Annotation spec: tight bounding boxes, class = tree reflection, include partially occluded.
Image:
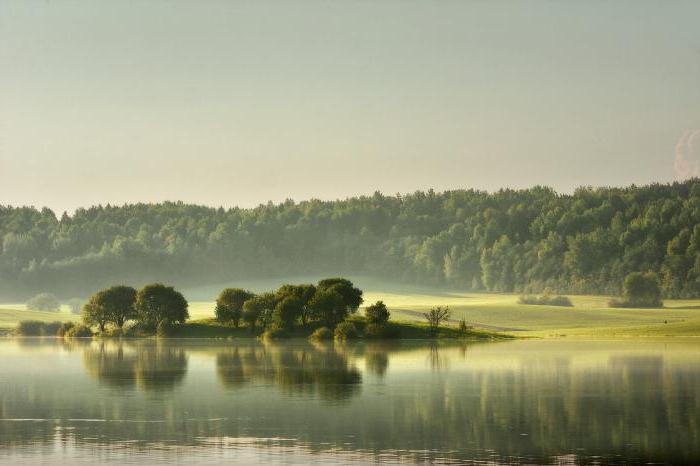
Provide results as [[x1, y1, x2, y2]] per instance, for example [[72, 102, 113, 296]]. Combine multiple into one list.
[[82, 341, 187, 392], [215, 341, 361, 401]]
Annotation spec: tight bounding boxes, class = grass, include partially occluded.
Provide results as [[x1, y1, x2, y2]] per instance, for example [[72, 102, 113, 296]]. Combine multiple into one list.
[[0, 304, 79, 334]]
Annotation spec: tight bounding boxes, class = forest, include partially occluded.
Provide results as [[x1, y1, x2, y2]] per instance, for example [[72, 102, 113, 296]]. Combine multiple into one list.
[[1, 178, 699, 300]]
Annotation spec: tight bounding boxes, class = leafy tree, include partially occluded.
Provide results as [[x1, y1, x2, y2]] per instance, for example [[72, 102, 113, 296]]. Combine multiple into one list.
[[26, 293, 60, 312], [318, 278, 363, 309], [309, 288, 346, 327], [215, 288, 254, 327], [242, 297, 264, 330], [423, 306, 450, 332], [135, 283, 188, 326], [96, 285, 137, 329], [365, 301, 390, 325], [276, 284, 316, 326], [622, 272, 663, 307], [82, 298, 109, 332], [273, 296, 303, 330]]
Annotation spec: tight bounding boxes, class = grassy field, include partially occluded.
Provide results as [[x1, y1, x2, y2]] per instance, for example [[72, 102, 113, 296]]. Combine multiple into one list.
[[2, 279, 699, 337]]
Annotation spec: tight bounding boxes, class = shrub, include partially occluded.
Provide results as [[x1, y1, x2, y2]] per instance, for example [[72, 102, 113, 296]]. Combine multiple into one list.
[[17, 320, 46, 336], [458, 318, 471, 335], [65, 324, 93, 338], [423, 306, 450, 331], [156, 320, 173, 337], [57, 322, 75, 337], [518, 294, 573, 307], [262, 327, 288, 340], [44, 321, 64, 336], [365, 301, 390, 325], [26, 293, 60, 312], [364, 323, 400, 339], [309, 326, 333, 341], [334, 321, 359, 340]]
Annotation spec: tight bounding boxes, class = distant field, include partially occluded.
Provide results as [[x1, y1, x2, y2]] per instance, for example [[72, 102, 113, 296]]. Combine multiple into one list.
[[2, 280, 700, 337]]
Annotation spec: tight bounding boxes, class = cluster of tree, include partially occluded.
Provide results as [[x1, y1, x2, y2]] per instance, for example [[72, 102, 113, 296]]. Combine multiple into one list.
[[215, 277, 363, 332], [82, 283, 188, 333], [2, 179, 700, 299], [26, 293, 60, 311], [518, 294, 573, 307]]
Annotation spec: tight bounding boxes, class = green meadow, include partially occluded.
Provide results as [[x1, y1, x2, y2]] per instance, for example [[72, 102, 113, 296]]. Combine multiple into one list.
[[2, 280, 699, 337]]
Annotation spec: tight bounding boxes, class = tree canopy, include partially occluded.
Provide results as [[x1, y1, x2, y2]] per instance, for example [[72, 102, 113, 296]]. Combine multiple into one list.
[[2, 179, 700, 299], [135, 283, 189, 325]]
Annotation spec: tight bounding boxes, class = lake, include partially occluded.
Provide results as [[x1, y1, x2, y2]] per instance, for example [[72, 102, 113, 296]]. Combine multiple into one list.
[[0, 338, 698, 464]]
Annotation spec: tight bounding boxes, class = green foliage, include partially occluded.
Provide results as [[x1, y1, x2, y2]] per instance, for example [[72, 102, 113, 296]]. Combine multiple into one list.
[[365, 300, 390, 325], [86, 286, 137, 329], [57, 321, 75, 337], [458, 318, 470, 335], [518, 294, 573, 307], [309, 288, 346, 327], [334, 321, 359, 340], [273, 296, 303, 330], [65, 324, 93, 338], [156, 320, 173, 337], [82, 299, 109, 332], [309, 326, 333, 341], [609, 272, 663, 308], [276, 284, 316, 326], [317, 278, 364, 313], [17, 320, 46, 336], [215, 288, 254, 326], [135, 283, 189, 325], [26, 293, 59, 312], [423, 306, 451, 331], [4, 180, 700, 301], [242, 297, 265, 330]]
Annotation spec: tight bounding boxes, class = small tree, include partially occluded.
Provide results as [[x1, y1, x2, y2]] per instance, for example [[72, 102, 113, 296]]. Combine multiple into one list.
[[276, 284, 316, 326], [622, 272, 663, 307], [273, 296, 303, 330], [100, 286, 137, 329], [135, 283, 189, 326], [317, 278, 363, 315], [82, 299, 109, 332], [309, 288, 346, 327], [423, 306, 450, 332], [215, 288, 254, 327], [365, 301, 390, 325], [26, 293, 60, 312], [242, 297, 264, 330]]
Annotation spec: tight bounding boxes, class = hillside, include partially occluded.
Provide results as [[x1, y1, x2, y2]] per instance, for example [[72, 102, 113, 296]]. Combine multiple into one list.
[[1, 179, 700, 299]]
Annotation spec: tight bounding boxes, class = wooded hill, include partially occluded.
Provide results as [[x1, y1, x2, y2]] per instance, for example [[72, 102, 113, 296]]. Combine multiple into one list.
[[1, 178, 699, 299]]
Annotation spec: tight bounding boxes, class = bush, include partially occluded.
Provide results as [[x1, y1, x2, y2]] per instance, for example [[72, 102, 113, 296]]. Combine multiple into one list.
[[65, 324, 93, 338], [44, 321, 63, 336], [17, 320, 46, 336], [309, 326, 333, 341], [57, 322, 75, 337], [26, 293, 60, 312], [364, 323, 400, 339], [365, 301, 390, 325], [156, 320, 173, 337], [334, 321, 359, 340], [458, 318, 472, 335], [518, 295, 573, 307], [262, 327, 288, 340]]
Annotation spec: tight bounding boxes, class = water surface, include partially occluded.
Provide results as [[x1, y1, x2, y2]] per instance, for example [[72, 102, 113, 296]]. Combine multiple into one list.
[[0, 338, 698, 464]]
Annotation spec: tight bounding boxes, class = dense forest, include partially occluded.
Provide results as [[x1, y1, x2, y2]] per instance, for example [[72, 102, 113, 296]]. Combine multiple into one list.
[[1, 179, 699, 300]]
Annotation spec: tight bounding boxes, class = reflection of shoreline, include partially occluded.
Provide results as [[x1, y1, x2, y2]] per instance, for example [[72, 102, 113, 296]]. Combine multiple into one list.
[[1, 340, 699, 465]]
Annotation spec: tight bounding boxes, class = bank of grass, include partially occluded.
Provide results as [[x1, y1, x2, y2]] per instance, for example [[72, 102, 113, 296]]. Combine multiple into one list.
[[167, 316, 509, 340]]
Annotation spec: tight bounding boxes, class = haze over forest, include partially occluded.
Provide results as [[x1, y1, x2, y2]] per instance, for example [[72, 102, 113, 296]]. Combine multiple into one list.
[[1, 179, 699, 300]]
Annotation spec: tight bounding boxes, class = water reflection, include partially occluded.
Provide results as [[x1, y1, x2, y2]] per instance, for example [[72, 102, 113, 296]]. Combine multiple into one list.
[[215, 341, 361, 401], [83, 341, 188, 391], [0, 339, 698, 464]]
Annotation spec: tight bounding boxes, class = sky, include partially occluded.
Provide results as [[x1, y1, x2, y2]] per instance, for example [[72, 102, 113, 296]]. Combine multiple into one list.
[[1, 0, 699, 214]]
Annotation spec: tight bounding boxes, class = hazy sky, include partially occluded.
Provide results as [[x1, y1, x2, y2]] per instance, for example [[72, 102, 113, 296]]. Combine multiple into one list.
[[2, 0, 699, 213]]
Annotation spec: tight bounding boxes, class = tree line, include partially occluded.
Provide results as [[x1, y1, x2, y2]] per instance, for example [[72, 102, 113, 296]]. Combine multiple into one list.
[[2, 179, 700, 299]]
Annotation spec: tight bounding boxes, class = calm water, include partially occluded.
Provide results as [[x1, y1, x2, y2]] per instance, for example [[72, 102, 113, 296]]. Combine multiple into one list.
[[0, 338, 699, 465]]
